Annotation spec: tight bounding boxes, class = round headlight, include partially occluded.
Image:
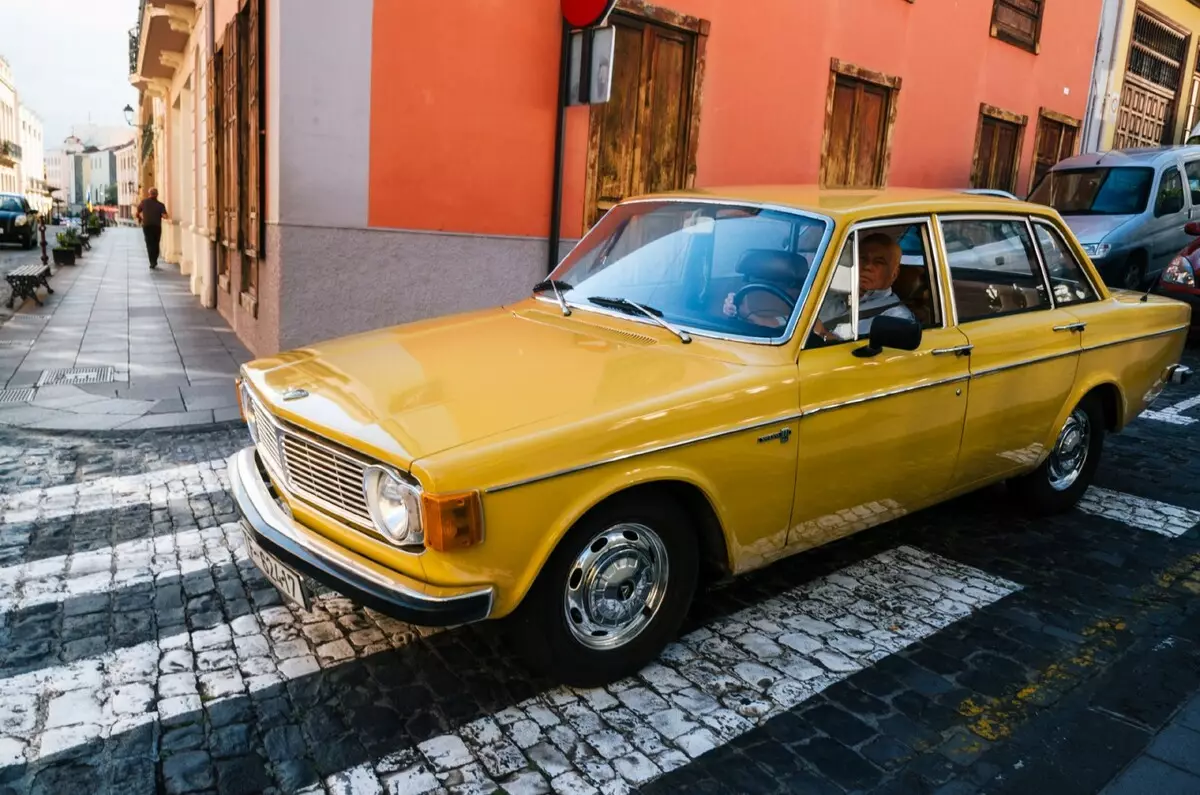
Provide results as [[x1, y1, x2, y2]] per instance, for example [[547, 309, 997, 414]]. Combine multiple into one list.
[[14, 216, 27, 227], [363, 466, 423, 546], [240, 382, 259, 444]]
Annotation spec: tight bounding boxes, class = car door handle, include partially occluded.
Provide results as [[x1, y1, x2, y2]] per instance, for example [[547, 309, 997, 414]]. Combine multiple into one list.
[[1053, 322, 1087, 332], [932, 345, 973, 357]]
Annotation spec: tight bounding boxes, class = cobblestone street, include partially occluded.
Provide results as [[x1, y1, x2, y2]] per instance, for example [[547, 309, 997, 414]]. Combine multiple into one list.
[[0, 350, 1198, 794]]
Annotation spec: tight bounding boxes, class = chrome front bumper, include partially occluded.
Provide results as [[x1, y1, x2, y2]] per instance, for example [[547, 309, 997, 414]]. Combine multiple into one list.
[[227, 447, 493, 626], [1168, 364, 1193, 385]]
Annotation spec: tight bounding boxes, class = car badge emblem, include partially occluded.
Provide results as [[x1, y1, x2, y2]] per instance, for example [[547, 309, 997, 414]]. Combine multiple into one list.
[[282, 388, 309, 401]]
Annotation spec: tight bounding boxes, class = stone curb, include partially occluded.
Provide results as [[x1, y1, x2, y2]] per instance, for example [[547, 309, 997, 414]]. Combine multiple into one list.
[[0, 417, 245, 439]]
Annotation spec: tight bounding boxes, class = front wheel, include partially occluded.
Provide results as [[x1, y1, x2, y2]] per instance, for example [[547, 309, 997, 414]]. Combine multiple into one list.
[[509, 495, 698, 687], [1009, 394, 1105, 515]]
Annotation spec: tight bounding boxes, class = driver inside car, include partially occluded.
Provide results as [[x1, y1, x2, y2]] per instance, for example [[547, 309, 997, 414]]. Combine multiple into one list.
[[812, 232, 915, 343]]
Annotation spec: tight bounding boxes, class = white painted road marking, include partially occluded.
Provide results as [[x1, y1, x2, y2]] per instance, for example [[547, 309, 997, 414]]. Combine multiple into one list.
[[1078, 487, 1200, 537], [0, 458, 230, 524], [1139, 395, 1200, 426], [0, 544, 1019, 786], [0, 524, 248, 614]]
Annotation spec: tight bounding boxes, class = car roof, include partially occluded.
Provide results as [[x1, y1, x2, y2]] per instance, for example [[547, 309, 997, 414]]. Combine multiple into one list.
[[1051, 146, 1200, 170], [631, 185, 1048, 221]]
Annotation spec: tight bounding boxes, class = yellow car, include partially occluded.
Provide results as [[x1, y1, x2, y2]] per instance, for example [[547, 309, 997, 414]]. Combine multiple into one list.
[[230, 187, 1192, 686]]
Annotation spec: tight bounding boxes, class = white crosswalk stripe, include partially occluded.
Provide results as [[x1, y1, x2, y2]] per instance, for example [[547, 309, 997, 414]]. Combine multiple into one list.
[[1139, 395, 1200, 426], [0, 458, 230, 524], [1078, 487, 1200, 537], [0, 544, 1019, 790], [0, 524, 247, 614]]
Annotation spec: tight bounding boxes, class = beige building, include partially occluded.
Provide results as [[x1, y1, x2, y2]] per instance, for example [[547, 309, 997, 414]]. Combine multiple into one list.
[[115, 140, 138, 219], [18, 107, 48, 215], [0, 57, 18, 196]]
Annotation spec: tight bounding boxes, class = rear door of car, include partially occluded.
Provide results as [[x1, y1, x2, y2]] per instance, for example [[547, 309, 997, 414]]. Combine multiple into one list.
[[1147, 161, 1189, 276], [939, 213, 1082, 491]]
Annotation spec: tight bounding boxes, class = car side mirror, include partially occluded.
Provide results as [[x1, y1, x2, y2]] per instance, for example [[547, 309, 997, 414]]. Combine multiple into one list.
[[853, 315, 922, 358], [1185, 221, 1200, 236]]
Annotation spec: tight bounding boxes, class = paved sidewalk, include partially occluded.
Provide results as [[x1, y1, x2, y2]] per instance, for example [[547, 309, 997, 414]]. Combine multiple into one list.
[[1103, 693, 1200, 794], [0, 227, 251, 432]]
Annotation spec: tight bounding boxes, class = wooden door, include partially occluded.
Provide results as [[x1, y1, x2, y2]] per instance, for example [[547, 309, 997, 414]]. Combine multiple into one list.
[[975, 116, 1021, 193], [1115, 77, 1176, 148], [1031, 115, 1077, 189], [1115, 7, 1187, 147], [825, 76, 889, 188], [585, 15, 697, 228]]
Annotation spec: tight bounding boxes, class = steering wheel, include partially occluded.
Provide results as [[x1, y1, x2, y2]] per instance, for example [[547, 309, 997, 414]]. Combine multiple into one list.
[[733, 283, 797, 314]]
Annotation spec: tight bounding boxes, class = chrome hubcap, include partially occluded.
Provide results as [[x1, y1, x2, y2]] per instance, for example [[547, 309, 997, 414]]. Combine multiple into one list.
[[1047, 408, 1090, 491], [564, 523, 669, 650]]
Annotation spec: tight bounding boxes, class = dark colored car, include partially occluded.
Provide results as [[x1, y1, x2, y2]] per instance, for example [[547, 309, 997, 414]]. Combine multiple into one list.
[[1156, 220, 1200, 334], [0, 193, 37, 249]]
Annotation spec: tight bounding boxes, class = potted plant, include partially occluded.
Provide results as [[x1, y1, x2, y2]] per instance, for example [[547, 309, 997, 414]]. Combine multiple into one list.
[[86, 214, 102, 236], [58, 228, 83, 259], [53, 231, 78, 265]]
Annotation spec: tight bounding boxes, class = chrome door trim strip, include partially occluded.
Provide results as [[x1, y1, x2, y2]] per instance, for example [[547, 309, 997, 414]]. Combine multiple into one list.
[[969, 349, 1081, 379], [482, 412, 805, 494], [801, 373, 971, 418]]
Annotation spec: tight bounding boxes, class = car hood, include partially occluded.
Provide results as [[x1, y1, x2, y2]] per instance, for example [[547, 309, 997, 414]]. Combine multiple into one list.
[[242, 304, 753, 471], [1060, 214, 1138, 245]]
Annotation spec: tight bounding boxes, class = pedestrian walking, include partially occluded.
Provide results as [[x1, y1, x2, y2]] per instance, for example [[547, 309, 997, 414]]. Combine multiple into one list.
[[136, 188, 169, 269]]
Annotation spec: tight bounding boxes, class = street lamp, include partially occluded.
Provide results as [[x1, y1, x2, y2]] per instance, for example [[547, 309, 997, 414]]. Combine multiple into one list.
[[123, 104, 134, 126]]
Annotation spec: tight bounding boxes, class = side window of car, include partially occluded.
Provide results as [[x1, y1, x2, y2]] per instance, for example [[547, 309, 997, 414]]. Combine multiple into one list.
[[1185, 160, 1200, 205], [1033, 222, 1098, 306], [942, 218, 1050, 323], [1155, 167, 1185, 217]]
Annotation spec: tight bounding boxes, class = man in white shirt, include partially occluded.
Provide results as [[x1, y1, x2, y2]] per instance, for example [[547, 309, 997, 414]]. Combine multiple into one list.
[[812, 232, 915, 343]]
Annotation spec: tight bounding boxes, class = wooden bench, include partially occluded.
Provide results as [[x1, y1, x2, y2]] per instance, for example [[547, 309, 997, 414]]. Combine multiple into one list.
[[5, 264, 53, 308]]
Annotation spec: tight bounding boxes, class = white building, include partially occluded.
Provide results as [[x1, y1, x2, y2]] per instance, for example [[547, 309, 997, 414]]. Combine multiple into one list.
[[0, 57, 18, 196], [115, 139, 138, 219], [19, 106, 47, 214], [85, 148, 116, 206], [44, 149, 70, 208]]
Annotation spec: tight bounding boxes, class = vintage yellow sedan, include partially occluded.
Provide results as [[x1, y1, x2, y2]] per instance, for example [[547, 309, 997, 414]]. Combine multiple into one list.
[[230, 187, 1191, 686]]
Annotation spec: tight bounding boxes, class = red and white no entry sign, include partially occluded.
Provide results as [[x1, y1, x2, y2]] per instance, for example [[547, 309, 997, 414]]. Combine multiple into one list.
[[562, 0, 617, 29]]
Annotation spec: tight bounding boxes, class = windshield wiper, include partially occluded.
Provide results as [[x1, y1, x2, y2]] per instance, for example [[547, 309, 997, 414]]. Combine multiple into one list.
[[532, 278, 573, 316], [588, 296, 692, 344]]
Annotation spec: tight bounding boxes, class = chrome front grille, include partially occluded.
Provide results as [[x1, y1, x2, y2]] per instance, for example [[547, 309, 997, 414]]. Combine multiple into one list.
[[248, 394, 373, 530], [280, 434, 372, 527]]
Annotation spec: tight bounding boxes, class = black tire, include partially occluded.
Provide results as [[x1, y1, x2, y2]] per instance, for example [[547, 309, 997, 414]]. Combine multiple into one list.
[[1121, 252, 1147, 291], [1009, 393, 1105, 515], [509, 493, 698, 687]]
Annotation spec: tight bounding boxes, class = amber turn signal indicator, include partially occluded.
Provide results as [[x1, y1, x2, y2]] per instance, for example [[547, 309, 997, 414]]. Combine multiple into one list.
[[422, 491, 484, 551]]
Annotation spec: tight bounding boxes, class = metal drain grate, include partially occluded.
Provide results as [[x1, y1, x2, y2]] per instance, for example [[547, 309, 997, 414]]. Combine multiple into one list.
[[36, 367, 116, 387], [0, 388, 34, 403]]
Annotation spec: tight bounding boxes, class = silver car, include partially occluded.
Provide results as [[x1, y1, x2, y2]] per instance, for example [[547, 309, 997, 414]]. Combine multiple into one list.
[[1027, 146, 1200, 290]]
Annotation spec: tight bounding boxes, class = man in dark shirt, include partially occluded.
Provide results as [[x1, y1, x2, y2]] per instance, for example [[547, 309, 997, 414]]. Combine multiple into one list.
[[136, 188, 169, 269]]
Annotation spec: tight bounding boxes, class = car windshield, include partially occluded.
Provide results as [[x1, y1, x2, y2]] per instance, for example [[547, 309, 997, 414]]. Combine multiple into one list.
[[549, 200, 832, 341], [1027, 167, 1154, 215], [0, 198, 24, 213]]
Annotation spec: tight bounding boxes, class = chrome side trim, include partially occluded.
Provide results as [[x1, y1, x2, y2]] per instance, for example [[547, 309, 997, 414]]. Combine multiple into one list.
[[801, 373, 971, 418], [1080, 324, 1190, 353], [970, 349, 1080, 378], [1169, 364, 1193, 385], [230, 448, 493, 612], [483, 412, 804, 494]]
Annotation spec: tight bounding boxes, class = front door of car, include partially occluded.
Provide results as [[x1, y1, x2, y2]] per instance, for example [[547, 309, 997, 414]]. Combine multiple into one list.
[[939, 215, 1082, 491], [788, 218, 971, 552], [1149, 164, 1188, 276]]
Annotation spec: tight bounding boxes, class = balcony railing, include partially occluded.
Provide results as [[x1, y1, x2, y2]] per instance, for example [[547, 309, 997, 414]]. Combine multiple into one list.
[[129, 0, 146, 75], [0, 140, 22, 162]]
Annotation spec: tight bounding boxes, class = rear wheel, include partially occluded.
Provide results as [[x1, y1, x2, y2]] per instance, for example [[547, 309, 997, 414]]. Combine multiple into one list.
[[509, 494, 698, 687], [1009, 394, 1104, 515]]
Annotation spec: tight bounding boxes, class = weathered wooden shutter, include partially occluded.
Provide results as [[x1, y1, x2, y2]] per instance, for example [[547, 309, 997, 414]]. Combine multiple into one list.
[[222, 15, 240, 251], [243, 0, 260, 263], [825, 76, 889, 189], [205, 54, 219, 241]]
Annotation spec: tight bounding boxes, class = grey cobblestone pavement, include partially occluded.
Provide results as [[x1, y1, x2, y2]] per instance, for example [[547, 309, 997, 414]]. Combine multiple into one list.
[[0, 227, 250, 432], [3, 352, 1200, 794]]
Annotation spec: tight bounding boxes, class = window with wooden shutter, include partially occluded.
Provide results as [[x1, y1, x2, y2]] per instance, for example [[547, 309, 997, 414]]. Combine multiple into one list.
[[205, 54, 219, 243], [820, 60, 901, 189], [971, 105, 1027, 194], [1030, 109, 1079, 191], [240, 0, 261, 300], [991, 0, 1043, 54], [221, 15, 240, 257]]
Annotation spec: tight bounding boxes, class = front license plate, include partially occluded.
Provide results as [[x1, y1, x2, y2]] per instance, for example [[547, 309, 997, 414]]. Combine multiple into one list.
[[243, 527, 310, 610]]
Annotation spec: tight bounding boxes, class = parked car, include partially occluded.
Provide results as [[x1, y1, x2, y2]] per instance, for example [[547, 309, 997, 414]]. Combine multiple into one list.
[[0, 192, 38, 249], [1027, 146, 1200, 290], [229, 187, 1191, 686], [1155, 219, 1200, 332]]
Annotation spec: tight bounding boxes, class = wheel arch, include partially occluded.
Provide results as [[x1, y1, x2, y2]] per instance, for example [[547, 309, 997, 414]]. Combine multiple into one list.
[[1045, 378, 1127, 455]]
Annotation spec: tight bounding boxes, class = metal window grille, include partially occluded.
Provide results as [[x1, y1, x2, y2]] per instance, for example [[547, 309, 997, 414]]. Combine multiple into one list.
[[1129, 10, 1188, 92]]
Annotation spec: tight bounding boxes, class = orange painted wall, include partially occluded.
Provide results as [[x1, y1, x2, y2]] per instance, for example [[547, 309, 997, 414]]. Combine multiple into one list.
[[368, 0, 1101, 240]]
